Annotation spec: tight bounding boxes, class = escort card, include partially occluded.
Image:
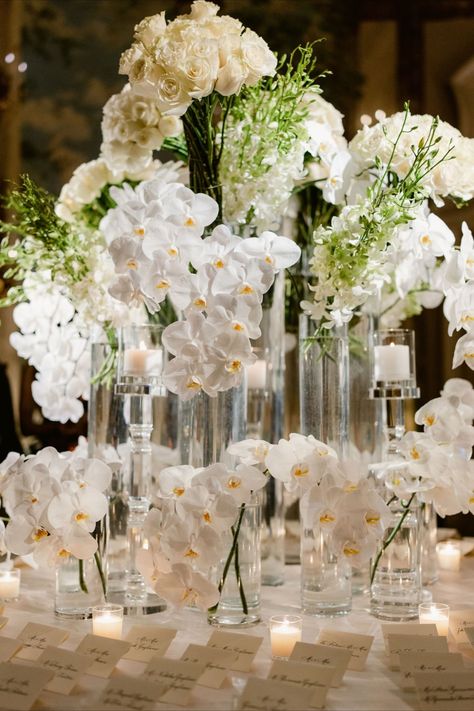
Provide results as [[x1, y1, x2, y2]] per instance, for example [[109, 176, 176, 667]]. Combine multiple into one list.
[[143, 657, 205, 706], [0, 660, 54, 711], [123, 625, 177, 662], [317, 628, 374, 671], [268, 659, 333, 709], [0, 637, 22, 663], [290, 641, 351, 687], [237, 677, 315, 711], [75, 634, 131, 678], [449, 610, 474, 644], [0, 617, 7, 630], [413, 670, 474, 710], [181, 643, 237, 689], [399, 652, 464, 690], [387, 634, 449, 669], [15, 622, 69, 661], [207, 631, 263, 672], [99, 676, 167, 711], [37, 645, 92, 695], [381, 623, 438, 651]]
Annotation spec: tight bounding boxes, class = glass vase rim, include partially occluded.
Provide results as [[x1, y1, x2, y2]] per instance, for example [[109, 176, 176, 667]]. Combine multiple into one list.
[[375, 327, 413, 335]]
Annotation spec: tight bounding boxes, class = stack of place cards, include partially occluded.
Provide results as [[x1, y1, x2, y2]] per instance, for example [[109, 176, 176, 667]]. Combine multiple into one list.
[[143, 657, 205, 706], [0, 661, 54, 711], [316, 629, 374, 671], [237, 677, 315, 711], [123, 625, 177, 662], [386, 633, 449, 670], [75, 634, 131, 678], [15, 622, 69, 661], [413, 670, 474, 711], [398, 651, 464, 690], [181, 643, 238, 689], [381, 622, 438, 652], [290, 641, 350, 687], [206, 630, 263, 672], [268, 659, 334, 709]]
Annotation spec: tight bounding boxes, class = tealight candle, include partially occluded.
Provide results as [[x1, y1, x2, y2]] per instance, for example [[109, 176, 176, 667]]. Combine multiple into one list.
[[92, 604, 123, 639], [374, 343, 410, 381], [270, 615, 302, 659], [419, 602, 450, 636], [123, 341, 162, 377], [247, 359, 266, 390], [436, 541, 461, 572], [0, 569, 20, 601]]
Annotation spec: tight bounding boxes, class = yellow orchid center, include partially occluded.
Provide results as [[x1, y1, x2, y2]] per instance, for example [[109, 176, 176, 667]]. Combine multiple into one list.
[[57, 548, 70, 559], [410, 447, 421, 460], [173, 486, 185, 497], [184, 548, 199, 558], [31, 496, 39, 504], [155, 279, 170, 290], [365, 513, 381, 526], [167, 246, 179, 257], [343, 544, 360, 557], [317, 449, 329, 457], [344, 483, 358, 493], [33, 529, 48, 542], [193, 297, 207, 309], [185, 216, 196, 227], [127, 258, 138, 270], [264, 255, 274, 265], [186, 377, 201, 390], [392, 477, 401, 486], [134, 227, 145, 237], [320, 512, 335, 524], [292, 464, 309, 478], [232, 322, 245, 332], [420, 234, 432, 246], [424, 414, 436, 426], [79, 481, 87, 489], [203, 512, 212, 523], [213, 258, 225, 269], [239, 284, 254, 295], [74, 512, 89, 522], [461, 314, 474, 323], [469, 496, 474, 504], [226, 359, 242, 373], [227, 477, 241, 489], [181, 588, 197, 604]]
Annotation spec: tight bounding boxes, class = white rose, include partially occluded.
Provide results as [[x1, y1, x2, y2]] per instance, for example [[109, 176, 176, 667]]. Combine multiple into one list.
[[240, 29, 277, 84], [133, 12, 167, 48], [130, 98, 159, 125], [154, 75, 191, 116], [119, 45, 141, 75], [133, 126, 163, 150], [216, 56, 247, 96], [187, 1, 220, 20], [180, 54, 217, 97], [158, 115, 182, 137]]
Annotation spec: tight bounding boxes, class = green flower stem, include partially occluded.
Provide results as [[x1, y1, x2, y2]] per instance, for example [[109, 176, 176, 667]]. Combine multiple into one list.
[[233, 531, 248, 616], [370, 492, 416, 585], [208, 503, 246, 616], [78, 559, 88, 594], [94, 552, 107, 598]]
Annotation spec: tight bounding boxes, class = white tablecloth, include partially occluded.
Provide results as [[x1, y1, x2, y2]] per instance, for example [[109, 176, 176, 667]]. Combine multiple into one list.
[[2, 561, 474, 710]]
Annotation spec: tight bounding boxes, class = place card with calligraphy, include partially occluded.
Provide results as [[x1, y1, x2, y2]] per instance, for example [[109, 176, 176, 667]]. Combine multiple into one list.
[[98, 676, 167, 711], [386, 634, 449, 669], [143, 657, 205, 706], [15, 623, 69, 661], [123, 625, 177, 663], [413, 670, 474, 710], [398, 651, 464, 690], [237, 677, 314, 711], [181, 643, 238, 689], [207, 631, 263, 673], [449, 610, 474, 644], [37, 645, 92, 695], [0, 660, 54, 711], [381, 623, 438, 651], [0, 637, 22, 663], [290, 641, 351, 687], [268, 659, 334, 709], [75, 634, 131, 678], [317, 629, 374, 671]]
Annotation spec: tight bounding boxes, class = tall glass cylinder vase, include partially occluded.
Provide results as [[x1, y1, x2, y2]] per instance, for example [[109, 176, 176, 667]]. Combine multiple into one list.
[[370, 500, 422, 620], [421, 503, 438, 586], [300, 499, 351, 616], [208, 497, 262, 627]]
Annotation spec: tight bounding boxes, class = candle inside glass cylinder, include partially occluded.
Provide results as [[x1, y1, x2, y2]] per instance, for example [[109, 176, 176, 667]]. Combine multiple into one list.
[[123, 342, 162, 377], [247, 359, 266, 390], [270, 615, 302, 658], [0, 570, 20, 601], [374, 343, 410, 381], [419, 603, 449, 636], [92, 605, 123, 639], [436, 542, 461, 571]]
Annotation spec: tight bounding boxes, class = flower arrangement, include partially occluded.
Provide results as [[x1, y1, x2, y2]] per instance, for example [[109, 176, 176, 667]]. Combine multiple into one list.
[[0, 447, 112, 594]]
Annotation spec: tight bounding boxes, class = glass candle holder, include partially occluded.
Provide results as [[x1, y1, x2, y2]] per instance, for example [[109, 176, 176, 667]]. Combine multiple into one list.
[[269, 615, 302, 659], [419, 602, 449, 636], [436, 541, 461, 572], [92, 604, 123, 639], [117, 324, 164, 385], [0, 569, 20, 602], [370, 329, 419, 399]]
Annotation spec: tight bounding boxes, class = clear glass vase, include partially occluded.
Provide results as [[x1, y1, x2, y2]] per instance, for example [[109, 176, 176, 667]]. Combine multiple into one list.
[[300, 499, 352, 616], [208, 498, 262, 627], [370, 501, 422, 620], [299, 314, 349, 456], [421, 502, 438, 586]]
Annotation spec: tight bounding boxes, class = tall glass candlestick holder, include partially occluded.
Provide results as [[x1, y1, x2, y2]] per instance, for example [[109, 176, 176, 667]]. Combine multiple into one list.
[[369, 329, 419, 459], [112, 324, 166, 614]]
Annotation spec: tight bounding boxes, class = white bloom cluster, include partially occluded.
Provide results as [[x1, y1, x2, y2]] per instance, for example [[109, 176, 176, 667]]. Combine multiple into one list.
[[0, 447, 111, 564], [230, 436, 391, 567], [10, 280, 90, 424], [381, 379, 474, 516], [348, 111, 474, 205], [101, 84, 182, 175], [101, 178, 300, 399], [120, 1, 277, 112], [138, 457, 268, 611]]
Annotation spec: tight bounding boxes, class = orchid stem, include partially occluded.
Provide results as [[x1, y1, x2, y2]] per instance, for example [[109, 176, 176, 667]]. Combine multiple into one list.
[[208, 503, 246, 617], [78, 559, 88, 594], [94, 552, 107, 598], [370, 493, 416, 585], [234, 537, 248, 615]]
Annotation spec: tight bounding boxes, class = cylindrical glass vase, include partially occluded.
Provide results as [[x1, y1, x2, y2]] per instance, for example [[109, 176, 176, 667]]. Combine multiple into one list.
[[208, 498, 262, 627], [421, 503, 438, 586], [370, 501, 422, 620], [299, 314, 349, 456], [300, 501, 352, 616]]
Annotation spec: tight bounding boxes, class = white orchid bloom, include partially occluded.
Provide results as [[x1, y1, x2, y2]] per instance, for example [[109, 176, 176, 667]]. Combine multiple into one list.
[[158, 465, 196, 499], [4, 513, 49, 556], [453, 332, 474, 370], [153, 563, 220, 611], [162, 355, 210, 399], [265, 433, 338, 493], [227, 439, 272, 469], [166, 187, 219, 236], [443, 283, 474, 335], [193, 462, 267, 503], [161, 518, 225, 571], [187, 225, 241, 271], [236, 231, 301, 272], [441, 378, 474, 421], [206, 298, 263, 339], [415, 397, 466, 443]]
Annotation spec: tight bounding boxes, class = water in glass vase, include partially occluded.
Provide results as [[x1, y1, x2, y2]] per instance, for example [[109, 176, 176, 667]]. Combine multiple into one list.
[[55, 556, 105, 619]]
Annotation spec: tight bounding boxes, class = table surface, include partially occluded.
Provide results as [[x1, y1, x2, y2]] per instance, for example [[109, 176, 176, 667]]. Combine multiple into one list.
[[2, 561, 474, 711]]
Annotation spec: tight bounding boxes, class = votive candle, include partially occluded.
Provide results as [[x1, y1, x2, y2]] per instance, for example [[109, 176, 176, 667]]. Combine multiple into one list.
[[270, 615, 302, 659], [0, 569, 20, 602], [436, 541, 461, 572], [419, 602, 450, 636], [92, 604, 123, 639]]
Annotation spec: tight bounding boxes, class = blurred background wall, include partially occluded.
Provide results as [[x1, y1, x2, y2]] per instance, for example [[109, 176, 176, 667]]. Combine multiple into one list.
[[0, 0, 473, 451]]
